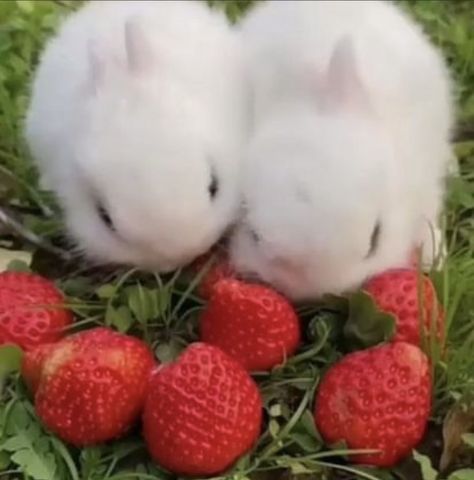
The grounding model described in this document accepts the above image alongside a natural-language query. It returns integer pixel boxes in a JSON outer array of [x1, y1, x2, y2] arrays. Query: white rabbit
[[230, 0, 455, 300], [25, 0, 246, 272]]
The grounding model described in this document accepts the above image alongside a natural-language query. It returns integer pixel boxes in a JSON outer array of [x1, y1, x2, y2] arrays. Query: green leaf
[[1, 423, 41, 452], [269, 404, 282, 417], [307, 309, 344, 344], [0, 247, 31, 271], [287, 408, 322, 455], [4, 401, 31, 435], [60, 277, 94, 297], [233, 453, 251, 472], [157, 287, 171, 317], [127, 284, 156, 324], [6, 258, 31, 272], [16, 0, 35, 13], [462, 433, 474, 448], [49, 437, 79, 480], [287, 460, 312, 475], [269, 419, 280, 438], [298, 410, 322, 442], [96, 284, 116, 299], [0, 344, 23, 378], [448, 470, 474, 480], [10, 448, 56, 480], [154, 339, 184, 364], [79, 446, 107, 479], [413, 451, 438, 480], [0, 406, 58, 480], [0, 450, 10, 469], [126, 284, 171, 326], [106, 306, 134, 333], [343, 291, 396, 350], [289, 432, 320, 452]]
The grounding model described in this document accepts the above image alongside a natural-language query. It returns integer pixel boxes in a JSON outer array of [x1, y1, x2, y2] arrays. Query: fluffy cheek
[[229, 228, 267, 279], [229, 228, 301, 297], [63, 206, 137, 266]]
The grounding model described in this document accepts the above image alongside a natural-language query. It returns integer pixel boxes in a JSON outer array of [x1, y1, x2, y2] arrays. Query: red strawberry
[[0, 271, 73, 351], [21, 342, 55, 394], [24, 327, 156, 446], [314, 342, 431, 467], [191, 250, 235, 299], [200, 279, 301, 371], [143, 343, 262, 476], [364, 269, 444, 346]]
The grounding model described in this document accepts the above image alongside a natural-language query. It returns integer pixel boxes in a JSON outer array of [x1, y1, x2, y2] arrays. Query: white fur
[[25, 0, 246, 271], [231, 0, 455, 300]]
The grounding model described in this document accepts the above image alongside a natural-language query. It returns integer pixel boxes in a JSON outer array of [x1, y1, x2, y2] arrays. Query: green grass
[[0, 1, 473, 480]]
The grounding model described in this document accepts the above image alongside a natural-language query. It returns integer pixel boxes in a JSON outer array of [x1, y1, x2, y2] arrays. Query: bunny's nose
[[271, 255, 307, 279]]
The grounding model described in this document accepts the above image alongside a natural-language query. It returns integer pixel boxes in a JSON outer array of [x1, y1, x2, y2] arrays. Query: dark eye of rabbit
[[249, 227, 260, 243], [97, 202, 115, 231], [208, 172, 219, 200], [366, 221, 381, 258]]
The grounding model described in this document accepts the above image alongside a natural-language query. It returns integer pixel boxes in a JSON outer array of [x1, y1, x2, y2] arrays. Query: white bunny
[[230, 0, 455, 300], [25, 0, 246, 271]]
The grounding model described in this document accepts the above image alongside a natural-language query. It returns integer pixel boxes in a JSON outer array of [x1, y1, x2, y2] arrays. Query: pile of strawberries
[[0, 260, 445, 475]]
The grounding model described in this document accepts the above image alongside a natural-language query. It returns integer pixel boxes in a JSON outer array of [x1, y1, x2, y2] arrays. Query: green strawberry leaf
[[96, 283, 116, 300], [233, 453, 251, 472], [60, 277, 96, 297], [289, 432, 321, 453], [295, 410, 321, 442], [307, 310, 344, 344], [0, 450, 10, 469], [1, 422, 41, 452], [268, 419, 280, 438], [0, 416, 57, 480], [0, 344, 23, 380], [285, 459, 313, 475], [3, 400, 31, 436], [413, 451, 438, 480], [127, 283, 150, 324], [154, 338, 185, 364], [49, 438, 79, 480], [448, 470, 474, 480], [79, 446, 108, 479], [269, 404, 282, 418], [10, 448, 56, 480], [106, 305, 134, 333], [16, 0, 35, 13], [5, 258, 31, 272], [343, 290, 396, 351], [126, 284, 169, 324]]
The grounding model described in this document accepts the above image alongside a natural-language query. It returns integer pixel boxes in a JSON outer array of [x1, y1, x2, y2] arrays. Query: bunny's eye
[[247, 224, 260, 244], [208, 171, 219, 200], [366, 221, 381, 258], [96, 202, 115, 231], [250, 229, 260, 243]]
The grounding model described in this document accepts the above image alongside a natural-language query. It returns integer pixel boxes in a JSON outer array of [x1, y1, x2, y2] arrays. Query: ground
[[0, 1, 473, 480]]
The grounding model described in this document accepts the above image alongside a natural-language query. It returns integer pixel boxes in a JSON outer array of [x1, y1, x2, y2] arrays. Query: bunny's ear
[[322, 36, 369, 109], [124, 17, 154, 74]]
